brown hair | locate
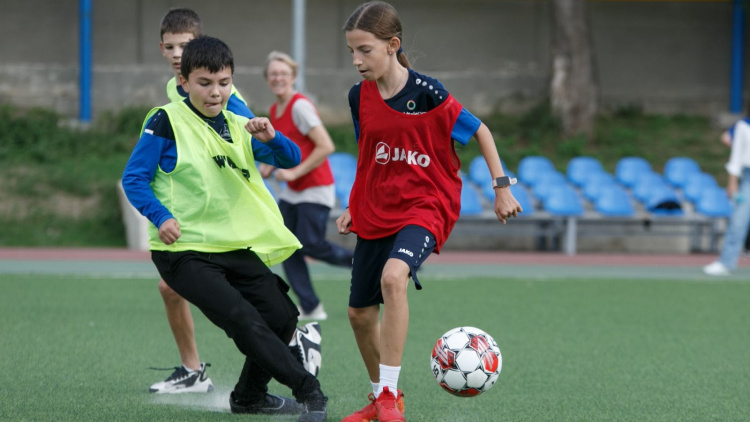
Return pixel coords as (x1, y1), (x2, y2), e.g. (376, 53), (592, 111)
(180, 36), (234, 80)
(160, 8), (203, 39)
(343, 1), (411, 69)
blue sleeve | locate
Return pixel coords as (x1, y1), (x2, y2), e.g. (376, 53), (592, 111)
(226, 93), (255, 118)
(351, 111), (361, 143)
(451, 108), (482, 145)
(251, 131), (301, 168)
(121, 131), (175, 229)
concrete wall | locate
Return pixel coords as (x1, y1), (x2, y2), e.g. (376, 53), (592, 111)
(0, 0), (740, 122)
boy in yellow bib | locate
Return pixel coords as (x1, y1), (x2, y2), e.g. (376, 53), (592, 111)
(122, 36), (327, 422)
(147, 8), (322, 395)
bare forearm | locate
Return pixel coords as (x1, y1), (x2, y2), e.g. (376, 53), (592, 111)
(475, 123), (505, 179)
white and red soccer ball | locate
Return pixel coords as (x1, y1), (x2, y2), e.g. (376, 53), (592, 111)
(430, 326), (502, 397)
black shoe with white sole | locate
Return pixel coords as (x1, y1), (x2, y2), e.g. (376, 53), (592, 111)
(298, 389), (328, 422)
(230, 391), (305, 415)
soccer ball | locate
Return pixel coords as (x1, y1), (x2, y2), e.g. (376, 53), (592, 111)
(430, 326), (502, 397)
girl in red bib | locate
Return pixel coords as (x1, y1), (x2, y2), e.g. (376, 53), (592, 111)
(336, 2), (522, 422)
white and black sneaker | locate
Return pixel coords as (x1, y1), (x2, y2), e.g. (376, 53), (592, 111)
(148, 362), (214, 394)
(295, 322), (322, 377)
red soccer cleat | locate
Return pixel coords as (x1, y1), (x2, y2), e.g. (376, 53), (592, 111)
(341, 389), (405, 422)
(374, 387), (405, 422)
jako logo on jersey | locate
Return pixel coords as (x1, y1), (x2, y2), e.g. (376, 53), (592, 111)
(374, 142), (431, 168)
(398, 248), (414, 257)
(375, 142), (391, 164)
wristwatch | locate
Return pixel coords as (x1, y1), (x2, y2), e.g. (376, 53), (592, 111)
(491, 176), (517, 189)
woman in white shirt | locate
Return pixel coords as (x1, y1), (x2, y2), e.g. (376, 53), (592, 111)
(704, 119), (750, 275)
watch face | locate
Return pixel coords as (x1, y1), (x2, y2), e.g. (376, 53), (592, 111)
(493, 176), (515, 188)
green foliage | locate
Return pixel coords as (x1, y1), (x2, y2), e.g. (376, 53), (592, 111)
(0, 105), (148, 164)
(0, 106), (151, 246)
(326, 124), (359, 157)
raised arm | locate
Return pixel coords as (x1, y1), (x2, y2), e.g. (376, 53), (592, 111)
(245, 117), (301, 168)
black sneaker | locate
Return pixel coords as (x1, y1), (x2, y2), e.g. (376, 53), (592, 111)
(148, 362), (213, 394)
(230, 391), (304, 415)
(298, 389), (328, 422)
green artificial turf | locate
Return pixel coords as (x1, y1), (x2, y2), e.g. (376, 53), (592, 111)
(1, 274), (748, 421)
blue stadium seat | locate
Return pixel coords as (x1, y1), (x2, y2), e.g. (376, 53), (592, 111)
(517, 156), (555, 187)
(683, 172), (719, 204)
(615, 156), (652, 188)
(695, 187), (732, 217)
(328, 152), (358, 183)
(566, 156), (605, 187)
(645, 185), (683, 216)
(510, 184), (535, 216)
(543, 185), (584, 216)
(263, 178), (278, 201)
(460, 183), (484, 216)
(335, 178), (354, 209)
(631, 171), (668, 203)
(581, 172), (617, 202)
(531, 171), (569, 202)
(468, 156), (492, 186)
(328, 152), (357, 209)
(595, 185), (635, 217)
(664, 156), (700, 189)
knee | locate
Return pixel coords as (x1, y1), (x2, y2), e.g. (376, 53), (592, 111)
(230, 304), (295, 343)
(158, 279), (182, 304)
(348, 307), (375, 332)
(380, 269), (407, 299)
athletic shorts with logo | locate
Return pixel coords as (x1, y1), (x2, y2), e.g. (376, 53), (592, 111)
(349, 224), (436, 308)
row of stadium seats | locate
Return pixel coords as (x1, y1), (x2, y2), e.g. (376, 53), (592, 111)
(266, 152), (732, 221)
(460, 155), (732, 218)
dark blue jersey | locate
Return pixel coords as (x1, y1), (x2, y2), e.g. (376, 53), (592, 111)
(348, 68), (480, 144)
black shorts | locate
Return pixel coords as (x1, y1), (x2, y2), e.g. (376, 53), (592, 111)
(349, 225), (436, 308)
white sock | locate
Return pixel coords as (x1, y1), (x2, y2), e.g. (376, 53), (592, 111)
(183, 364), (198, 373)
(371, 380), (379, 396)
(376, 364), (401, 397)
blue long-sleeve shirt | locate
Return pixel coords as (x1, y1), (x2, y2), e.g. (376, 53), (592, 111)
(122, 98), (300, 229)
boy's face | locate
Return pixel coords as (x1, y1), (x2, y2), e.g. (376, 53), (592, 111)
(180, 67), (232, 118)
(160, 32), (195, 77)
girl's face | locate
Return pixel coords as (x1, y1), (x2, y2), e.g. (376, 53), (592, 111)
(265, 60), (296, 99)
(346, 29), (391, 81)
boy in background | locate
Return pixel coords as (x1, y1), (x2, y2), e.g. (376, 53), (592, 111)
(122, 35), (327, 421)
(147, 8), (321, 395)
